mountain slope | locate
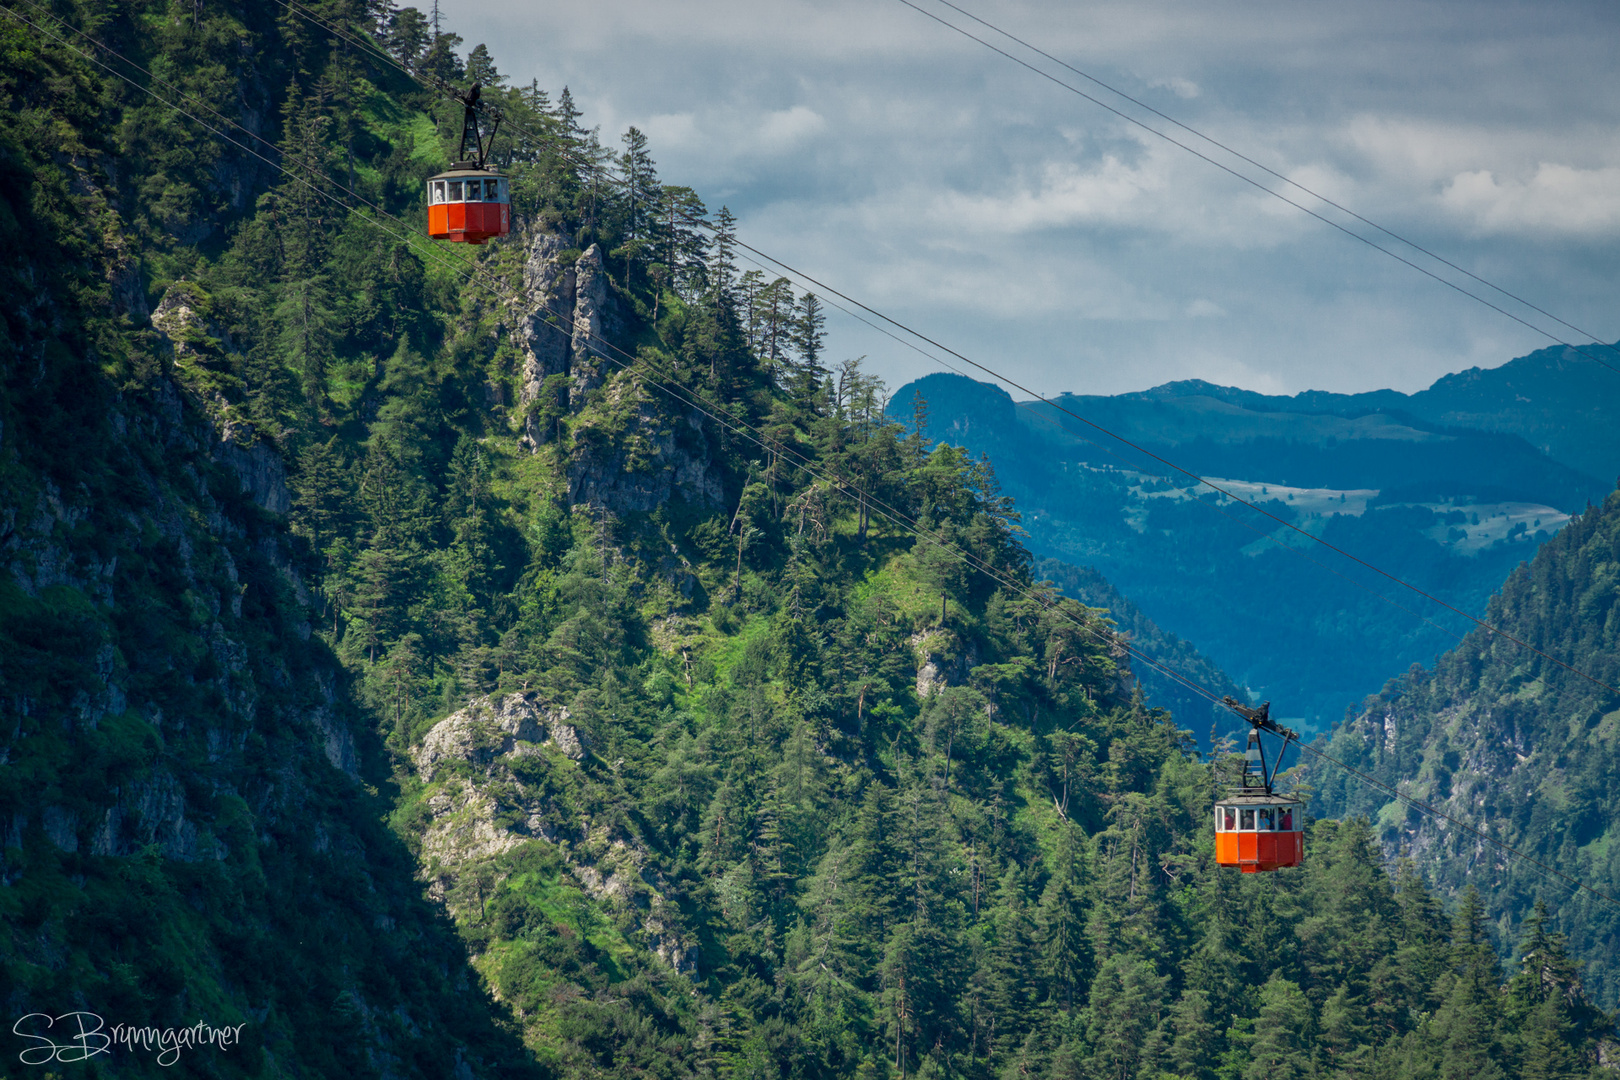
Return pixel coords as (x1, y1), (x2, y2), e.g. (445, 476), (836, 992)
(1313, 486), (1620, 1005)
(1033, 557), (1247, 742)
(5, 3), (1619, 1077)
(0, 18), (537, 1073)
(892, 370), (1596, 731)
(1147, 342), (1620, 483)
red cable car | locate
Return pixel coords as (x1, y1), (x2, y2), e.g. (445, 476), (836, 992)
(426, 84), (510, 245)
(1214, 699), (1304, 872)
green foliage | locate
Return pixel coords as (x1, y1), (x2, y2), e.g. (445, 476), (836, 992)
(1317, 483), (1620, 1007)
(888, 372), (1608, 733)
(5, 4), (1617, 1079)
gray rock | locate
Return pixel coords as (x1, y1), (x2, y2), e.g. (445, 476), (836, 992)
(214, 434), (291, 515)
(517, 231), (577, 447)
(152, 288), (290, 514)
(413, 693), (584, 780)
(42, 806), (77, 853)
(569, 243), (610, 410)
(567, 384), (725, 513)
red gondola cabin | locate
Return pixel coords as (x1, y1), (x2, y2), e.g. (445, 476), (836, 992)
(427, 83), (510, 245)
(1215, 793), (1304, 872)
(1214, 698), (1305, 872)
(426, 169), (510, 244)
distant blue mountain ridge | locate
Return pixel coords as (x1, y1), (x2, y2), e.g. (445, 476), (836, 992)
(888, 341), (1618, 733)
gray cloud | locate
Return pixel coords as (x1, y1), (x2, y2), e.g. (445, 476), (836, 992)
(441, 0), (1620, 396)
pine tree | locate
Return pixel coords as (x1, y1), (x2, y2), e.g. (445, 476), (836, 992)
(616, 126), (660, 286)
(1084, 954), (1168, 1080)
(291, 436), (354, 561)
(1242, 975), (1312, 1080)
(1037, 824), (1090, 1013)
(1507, 902), (1595, 1080)
(385, 7), (430, 68)
(420, 27), (464, 83)
(708, 205), (739, 316)
(1432, 886), (1507, 1080)
(464, 43), (502, 87)
(793, 291), (827, 382)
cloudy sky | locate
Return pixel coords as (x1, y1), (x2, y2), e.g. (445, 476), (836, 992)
(441, 0), (1620, 398)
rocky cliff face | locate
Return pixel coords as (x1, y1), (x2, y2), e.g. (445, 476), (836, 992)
(567, 375), (726, 513)
(568, 243), (611, 409)
(152, 284), (291, 515)
(510, 227), (724, 513)
(516, 230), (575, 447)
(514, 233), (616, 431)
(1312, 488), (1620, 1004)
(0, 352), (533, 1074)
(408, 693), (700, 977)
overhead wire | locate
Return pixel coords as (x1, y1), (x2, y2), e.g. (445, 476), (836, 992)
(19, 0), (1620, 913)
(0, 0), (1220, 718)
(275, 0), (1581, 671)
(719, 233), (1620, 703)
(93, 0), (1620, 720)
(171, 10), (1620, 909)
(891, 0), (1620, 379)
(727, 243), (1478, 651)
(921, 0), (1620, 368)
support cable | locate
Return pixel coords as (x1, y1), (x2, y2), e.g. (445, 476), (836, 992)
(728, 243), (1476, 650)
(274, 0), (1620, 695)
(917, 0), (1620, 366)
(717, 232), (1620, 703)
(892, 0), (1620, 377)
(16, 0), (1620, 916)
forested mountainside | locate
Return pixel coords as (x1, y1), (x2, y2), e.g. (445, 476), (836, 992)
(0, 8), (541, 1075)
(1031, 558), (1245, 742)
(3, 3), (1617, 1078)
(892, 371), (1598, 731)
(1314, 487), (1620, 1009)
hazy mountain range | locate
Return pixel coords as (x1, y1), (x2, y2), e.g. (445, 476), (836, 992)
(890, 344), (1616, 732)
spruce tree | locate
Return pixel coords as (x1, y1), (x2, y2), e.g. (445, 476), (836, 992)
(1432, 886), (1507, 1080)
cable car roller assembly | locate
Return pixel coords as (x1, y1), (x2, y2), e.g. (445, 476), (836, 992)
(1214, 698), (1304, 873)
(425, 83), (511, 245)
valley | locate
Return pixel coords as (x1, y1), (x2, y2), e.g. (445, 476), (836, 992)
(2, 2), (1618, 1077)
(894, 368), (1606, 732)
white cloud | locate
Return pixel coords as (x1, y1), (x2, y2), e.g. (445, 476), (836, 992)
(757, 105), (827, 151)
(639, 112), (698, 152)
(1151, 76), (1201, 100)
(441, 0), (1620, 397)
(930, 155), (1160, 233)
(1441, 164), (1620, 238)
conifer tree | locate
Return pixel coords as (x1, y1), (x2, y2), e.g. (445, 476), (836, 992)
(709, 205), (739, 315)
(291, 436), (354, 560)
(1242, 975), (1312, 1080)
(1508, 901), (1596, 1080)
(793, 290), (828, 382)
(1432, 886), (1507, 1080)
(385, 6), (430, 67)
(1037, 824), (1090, 1013)
(464, 43), (503, 87)
(420, 27), (464, 83)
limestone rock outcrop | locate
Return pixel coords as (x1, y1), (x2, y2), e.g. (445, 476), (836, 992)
(410, 692), (698, 976)
(413, 692), (587, 782)
(566, 377), (725, 513)
(152, 285), (291, 514)
(568, 243), (610, 409)
(516, 231), (576, 447)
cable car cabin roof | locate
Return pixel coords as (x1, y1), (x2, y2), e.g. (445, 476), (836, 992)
(427, 167), (507, 181)
(1214, 791), (1303, 807)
